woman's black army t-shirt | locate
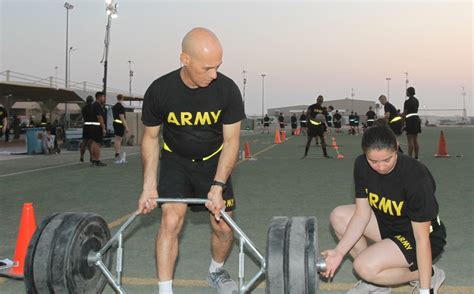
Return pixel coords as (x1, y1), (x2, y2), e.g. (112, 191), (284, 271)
(142, 69), (245, 159)
(354, 153), (439, 236)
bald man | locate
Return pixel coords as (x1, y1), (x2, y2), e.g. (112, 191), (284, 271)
(138, 27), (245, 294)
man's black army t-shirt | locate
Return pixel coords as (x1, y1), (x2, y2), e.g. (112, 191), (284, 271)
(142, 69), (245, 159)
(112, 103), (126, 121)
(354, 153), (439, 237)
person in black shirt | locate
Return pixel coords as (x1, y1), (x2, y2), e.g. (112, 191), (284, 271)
(303, 95), (330, 158)
(403, 87), (422, 159)
(262, 114), (270, 134)
(321, 123), (446, 294)
(278, 112), (285, 134)
(87, 92), (106, 166)
(290, 113), (297, 135)
(138, 28), (245, 294)
(80, 96), (94, 163)
(348, 111), (355, 135)
(112, 94), (130, 162)
(299, 110), (307, 136)
(354, 112), (360, 134)
(379, 95), (403, 153)
(366, 106), (376, 127)
(333, 110), (342, 133)
(0, 105), (8, 142)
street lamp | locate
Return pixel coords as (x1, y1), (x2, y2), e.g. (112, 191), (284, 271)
(261, 74), (266, 120)
(242, 69), (247, 113)
(385, 77), (392, 101)
(128, 59), (134, 98)
(64, 2), (73, 88)
(64, 2), (73, 128)
(351, 88), (355, 111)
(462, 86), (467, 123)
(404, 72), (409, 98)
(101, 0), (118, 99)
(68, 46), (77, 86)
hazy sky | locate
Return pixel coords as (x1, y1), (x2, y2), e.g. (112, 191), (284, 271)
(1, 0), (472, 116)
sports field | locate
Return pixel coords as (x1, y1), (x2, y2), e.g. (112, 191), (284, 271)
(0, 126), (473, 293)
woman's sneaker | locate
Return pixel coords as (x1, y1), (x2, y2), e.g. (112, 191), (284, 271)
(207, 268), (238, 294)
(410, 265), (445, 294)
(347, 280), (391, 293)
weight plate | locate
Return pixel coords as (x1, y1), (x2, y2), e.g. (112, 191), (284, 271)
(287, 217), (308, 293)
(305, 217), (318, 293)
(24, 213), (60, 294)
(266, 216), (290, 294)
(32, 213), (80, 294)
(49, 213), (111, 293)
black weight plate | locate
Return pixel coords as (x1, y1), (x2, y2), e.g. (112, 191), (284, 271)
(32, 213), (81, 294)
(50, 213), (111, 293)
(306, 217), (318, 293)
(266, 216), (290, 294)
(24, 213), (60, 294)
(287, 217), (308, 293)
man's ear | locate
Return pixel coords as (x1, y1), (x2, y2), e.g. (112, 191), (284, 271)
(180, 52), (189, 66)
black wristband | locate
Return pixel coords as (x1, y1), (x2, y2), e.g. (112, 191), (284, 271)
(211, 180), (227, 191)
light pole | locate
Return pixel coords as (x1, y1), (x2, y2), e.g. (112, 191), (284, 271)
(54, 66), (58, 87)
(351, 88), (355, 111)
(404, 72), (409, 97)
(64, 2), (73, 128)
(261, 74), (266, 120)
(128, 59), (134, 98)
(386, 77), (391, 101)
(242, 69), (247, 113)
(102, 0), (118, 100)
(68, 46), (77, 86)
(462, 86), (467, 123)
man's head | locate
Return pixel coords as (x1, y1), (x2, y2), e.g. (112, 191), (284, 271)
(117, 94), (124, 102)
(180, 27), (223, 88)
(95, 91), (105, 105)
(316, 95), (324, 104)
(378, 95), (387, 105)
(86, 96), (94, 103)
(407, 87), (416, 97)
(369, 106), (373, 110)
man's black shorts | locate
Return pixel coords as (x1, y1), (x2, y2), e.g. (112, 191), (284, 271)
(90, 126), (103, 144)
(113, 123), (125, 137)
(158, 150), (236, 212)
(380, 222), (447, 271)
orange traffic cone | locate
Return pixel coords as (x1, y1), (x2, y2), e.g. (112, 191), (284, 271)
(434, 131), (450, 158)
(10, 203), (37, 277)
(244, 142), (252, 159)
(331, 137), (337, 147)
(281, 130), (286, 141)
(274, 129), (282, 144)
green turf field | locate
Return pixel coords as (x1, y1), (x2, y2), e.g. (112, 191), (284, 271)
(1, 126), (472, 293)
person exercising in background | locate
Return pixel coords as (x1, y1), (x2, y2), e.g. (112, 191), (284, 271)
(278, 112), (285, 134)
(112, 94), (130, 163)
(378, 95), (403, 153)
(403, 87), (422, 159)
(366, 106), (376, 127)
(299, 110), (307, 136)
(302, 95), (330, 158)
(290, 113), (297, 135)
(262, 114), (270, 134)
(321, 122), (446, 294)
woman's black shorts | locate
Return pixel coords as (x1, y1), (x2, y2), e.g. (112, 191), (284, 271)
(158, 150), (236, 212)
(405, 116), (421, 135)
(113, 123), (125, 137)
(382, 222), (446, 271)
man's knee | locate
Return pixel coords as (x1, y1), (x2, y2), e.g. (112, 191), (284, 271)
(212, 220), (234, 240)
(160, 212), (185, 236)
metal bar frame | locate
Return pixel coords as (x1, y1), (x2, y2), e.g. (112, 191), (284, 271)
(89, 198), (266, 293)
